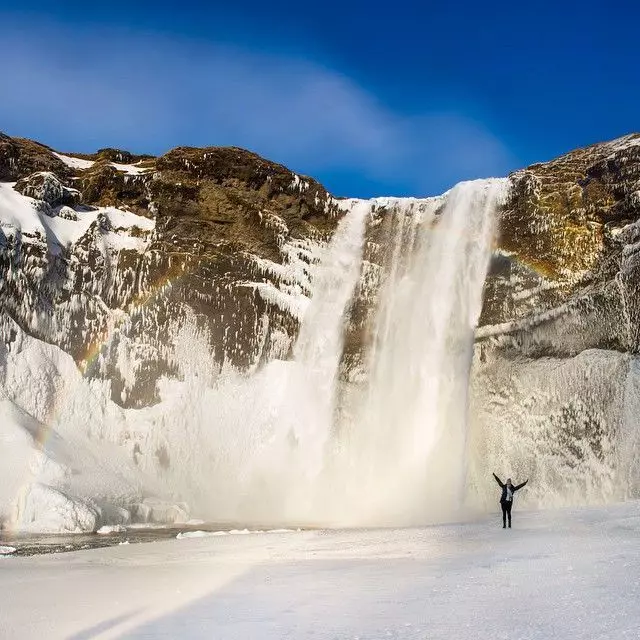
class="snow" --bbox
[103,206,155,231]
[0,327,192,533]
[41,208,101,249]
[53,152,152,175]
[97,524,127,534]
[103,230,149,252]
[1,503,639,639]
[176,528,297,539]
[53,152,95,170]
[126,522,184,530]
[290,173,310,192]
[0,182,155,252]
[110,161,151,175]
[176,529,220,538]
[0,181,50,239]
[0,545,16,555]
[603,133,640,158]
[14,482,100,534]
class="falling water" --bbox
[325,179,508,525]
[289,200,371,463]
[160,179,508,526]
[9,168,640,533]
[204,201,371,523]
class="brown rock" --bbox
[0,133,70,182]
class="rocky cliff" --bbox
[1,131,639,532]
[474,135,640,503]
[0,133,341,409]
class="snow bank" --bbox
[176,530,221,539]
[53,153,152,175]
[110,161,152,175]
[96,524,127,535]
[14,486,97,534]
[53,153,95,170]
[0,182,154,252]
[104,206,155,231]
[13,483,100,534]
[0,328,192,533]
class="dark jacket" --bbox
[493,473,527,503]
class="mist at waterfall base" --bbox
[168,179,509,528]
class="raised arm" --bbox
[514,480,528,491]
[493,473,505,488]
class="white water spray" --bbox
[329,180,508,525]
[289,200,371,465]
[0,177,509,530]
[186,201,371,523]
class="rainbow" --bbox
[5,266,183,536]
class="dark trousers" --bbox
[501,500,512,527]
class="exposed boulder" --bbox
[14,171,82,208]
[78,162,152,214]
[57,205,79,221]
[94,147,153,164]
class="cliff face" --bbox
[8,132,639,404]
[2,130,640,532]
[472,135,640,505]
[481,134,640,354]
[0,134,341,409]
[324,135,640,509]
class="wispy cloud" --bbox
[0,20,517,196]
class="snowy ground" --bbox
[1,503,639,639]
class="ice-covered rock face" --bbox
[0,133,342,532]
[14,171,81,209]
[1,131,640,533]
[470,134,640,507]
[1,136,341,409]
[481,134,640,345]
[329,136,640,513]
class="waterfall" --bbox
[288,200,371,465]
[253,201,371,515]
[195,201,370,523]
[10,164,640,533]
[327,179,508,525]
[104,179,509,527]
[200,178,509,526]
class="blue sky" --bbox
[0,0,637,197]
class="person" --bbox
[493,473,528,529]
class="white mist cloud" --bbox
[0,21,517,196]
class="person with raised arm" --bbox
[493,473,528,529]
